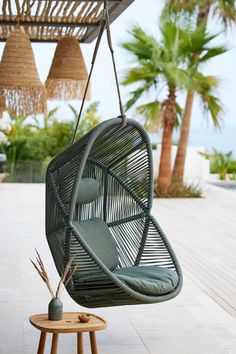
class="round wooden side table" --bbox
[29,312,107,354]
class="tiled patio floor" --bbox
[0,183,235,354]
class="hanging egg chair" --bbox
[45,0,183,308]
[46,117,182,308]
[45,36,91,101]
[0,27,46,117]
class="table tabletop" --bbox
[29,312,107,334]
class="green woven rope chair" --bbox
[46,117,183,308]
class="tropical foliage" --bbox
[122,19,227,196]
[201,149,234,180]
[172,31,226,184]
[162,0,236,28]
[163,0,235,186]
[122,21,197,195]
[0,103,101,182]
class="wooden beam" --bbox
[0,19,99,28]
[82,0,135,43]
[37,0,122,2]
[0,0,135,43]
[0,38,63,43]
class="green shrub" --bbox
[151,143,157,150]
[154,180,202,198]
[227,160,236,174]
[201,149,233,180]
[0,103,101,182]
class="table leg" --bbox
[89,332,98,354]
[37,331,47,354]
[50,333,59,354]
[77,333,84,354]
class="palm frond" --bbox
[122,26,159,61]
[200,46,228,62]
[201,93,223,128]
[163,64,191,88]
[137,101,162,124]
[122,66,157,86]
[175,102,183,127]
[193,72,220,93]
[162,0,236,29]
[161,0,198,19]
[215,0,236,28]
[125,87,148,111]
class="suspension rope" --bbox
[71,0,126,144]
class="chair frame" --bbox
[46,117,183,308]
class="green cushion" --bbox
[113,266,178,296]
[72,218,119,270]
[76,178,99,204]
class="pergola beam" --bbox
[38,0,122,1]
[0,0,135,43]
[0,38,69,43]
[82,0,134,43]
[0,19,98,28]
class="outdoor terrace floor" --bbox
[0,183,235,354]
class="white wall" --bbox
[152,145,210,181]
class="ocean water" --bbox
[151,124,236,158]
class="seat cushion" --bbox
[72,218,119,271]
[113,265,178,296]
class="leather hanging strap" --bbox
[71,0,126,144]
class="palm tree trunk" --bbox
[171,6,210,186]
[157,86,176,196]
[172,90,195,184]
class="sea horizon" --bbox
[150,123,236,158]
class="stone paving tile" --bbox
[0,183,236,354]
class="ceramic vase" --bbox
[48,298,63,321]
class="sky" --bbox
[0,0,236,155]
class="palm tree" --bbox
[163,0,236,28]
[162,0,235,185]
[122,22,193,195]
[172,29,227,184]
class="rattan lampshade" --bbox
[45,36,91,101]
[0,27,46,117]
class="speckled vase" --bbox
[48,298,63,321]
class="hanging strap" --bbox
[71,0,126,144]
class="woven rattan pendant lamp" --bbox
[45,36,91,101]
[0,27,46,117]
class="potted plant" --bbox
[30,249,78,320]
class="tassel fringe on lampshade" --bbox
[0,93,5,118]
[0,27,47,117]
[45,36,91,101]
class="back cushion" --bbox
[76,178,99,204]
[73,218,119,270]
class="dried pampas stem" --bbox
[30,249,78,299]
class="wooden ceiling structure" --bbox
[0,0,134,43]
